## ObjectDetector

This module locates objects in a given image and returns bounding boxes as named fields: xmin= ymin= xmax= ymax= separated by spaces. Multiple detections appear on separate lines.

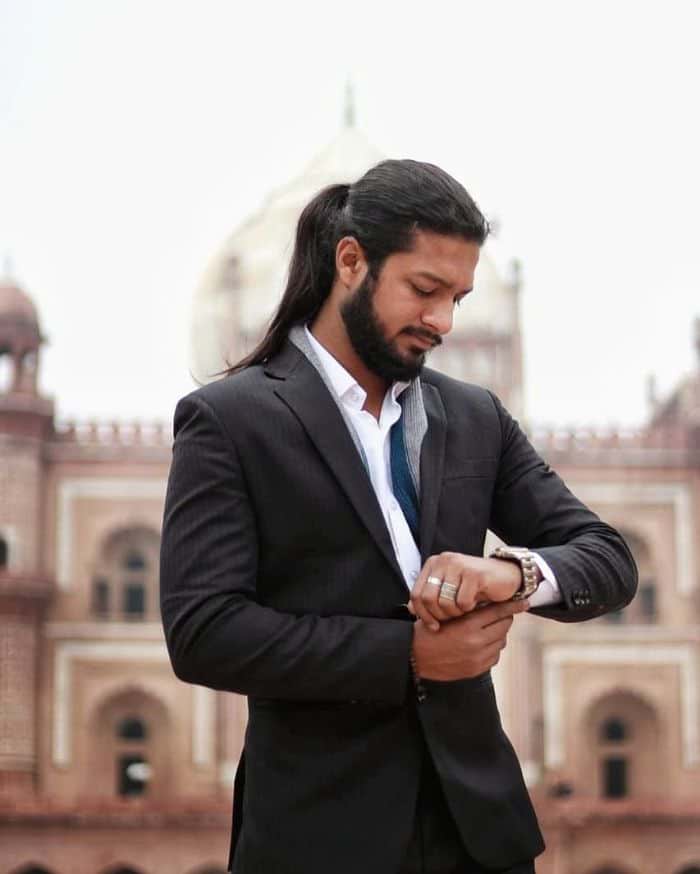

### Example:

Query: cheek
xmin=372 ymin=283 xmax=420 ymax=333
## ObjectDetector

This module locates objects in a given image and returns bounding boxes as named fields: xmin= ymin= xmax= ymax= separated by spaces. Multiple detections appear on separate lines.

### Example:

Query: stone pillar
xmin=0 ymin=581 xmax=50 ymax=796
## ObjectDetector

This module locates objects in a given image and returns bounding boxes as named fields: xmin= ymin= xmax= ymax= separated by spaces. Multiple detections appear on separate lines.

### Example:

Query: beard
xmin=339 ymin=272 xmax=442 ymax=382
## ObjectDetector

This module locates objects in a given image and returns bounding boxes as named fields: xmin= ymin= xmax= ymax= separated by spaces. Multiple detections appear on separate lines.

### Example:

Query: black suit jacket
xmin=159 ymin=340 xmax=637 ymax=874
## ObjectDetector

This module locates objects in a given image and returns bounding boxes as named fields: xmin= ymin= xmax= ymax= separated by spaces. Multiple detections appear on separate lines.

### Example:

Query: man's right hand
xmin=411 ymin=599 xmax=529 ymax=682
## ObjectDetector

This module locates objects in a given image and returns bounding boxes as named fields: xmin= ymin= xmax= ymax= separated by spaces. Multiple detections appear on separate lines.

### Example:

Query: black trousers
xmin=397 ymin=735 xmax=536 ymax=874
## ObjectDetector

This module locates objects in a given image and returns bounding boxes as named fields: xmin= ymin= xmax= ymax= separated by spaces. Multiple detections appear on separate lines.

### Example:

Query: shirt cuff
xmin=528 ymin=553 xmax=562 ymax=608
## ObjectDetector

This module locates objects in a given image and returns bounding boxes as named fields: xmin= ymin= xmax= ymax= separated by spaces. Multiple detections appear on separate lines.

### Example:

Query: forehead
xmin=385 ymin=230 xmax=481 ymax=289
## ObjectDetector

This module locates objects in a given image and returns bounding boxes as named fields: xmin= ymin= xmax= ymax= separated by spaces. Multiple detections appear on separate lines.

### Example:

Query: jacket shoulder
xmin=177 ymin=365 xmax=269 ymax=413
xmin=421 ymin=368 xmax=502 ymax=419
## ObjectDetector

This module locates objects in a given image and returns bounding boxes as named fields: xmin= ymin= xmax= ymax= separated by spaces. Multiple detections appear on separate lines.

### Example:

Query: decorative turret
xmin=0 ymin=271 xmax=54 ymax=440
xmin=0 ymin=274 xmax=43 ymax=395
xmin=0 ymin=269 xmax=54 ymax=798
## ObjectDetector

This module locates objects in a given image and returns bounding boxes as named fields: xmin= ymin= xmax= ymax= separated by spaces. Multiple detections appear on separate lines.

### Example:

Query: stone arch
xmin=84 ymin=685 xmax=173 ymax=799
xmin=89 ymin=523 xmax=161 ymax=621
xmin=580 ymin=688 xmax=663 ymax=798
xmin=85 ymin=679 xmax=172 ymax=726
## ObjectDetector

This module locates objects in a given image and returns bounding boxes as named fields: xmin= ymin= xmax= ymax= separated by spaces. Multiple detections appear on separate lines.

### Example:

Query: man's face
xmin=340 ymin=230 xmax=481 ymax=382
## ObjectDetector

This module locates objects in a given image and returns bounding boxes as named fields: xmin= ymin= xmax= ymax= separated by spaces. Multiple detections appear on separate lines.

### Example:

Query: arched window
xmin=602 ymin=755 xmax=627 ymax=799
xmin=583 ymin=691 xmax=661 ymax=799
xmin=117 ymin=716 xmax=147 ymax=740
xmin=605 ymin=530 xmax=657 ymax=624
xmin=597 ymin=715 xmax=631 ymax=797
xmin=124 ymin=550 xmax=146 ymax=571
xmin=601 ymin=717 xmax=628 ymax=742
xmin=0 ymin=535 xmax=8 ymax=570
xmin=115 ymin=714 xmax=150 ymax=797
xmin=0 ymin=347 xmax=13 ymax=393
xmin=90 ymin=527 xmax=159 ymax=621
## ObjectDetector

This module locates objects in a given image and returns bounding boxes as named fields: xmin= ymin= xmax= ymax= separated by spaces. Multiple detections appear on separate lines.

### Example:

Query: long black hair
xmin=216 ymin=158 xmax=490 ymax=376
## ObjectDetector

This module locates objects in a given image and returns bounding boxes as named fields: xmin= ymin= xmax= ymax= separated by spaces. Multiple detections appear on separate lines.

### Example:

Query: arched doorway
xmin=85 ymin=687 xmax=172 ymax=798
xmin=580 ymin=689 xmax=662 ymax=798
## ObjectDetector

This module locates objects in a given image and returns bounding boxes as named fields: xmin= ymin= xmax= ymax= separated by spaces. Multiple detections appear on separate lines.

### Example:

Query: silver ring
xmin=426 ymin=576 xmax=443 ymax=587
xmin=439 ymin=581 xmax=459 ymax=602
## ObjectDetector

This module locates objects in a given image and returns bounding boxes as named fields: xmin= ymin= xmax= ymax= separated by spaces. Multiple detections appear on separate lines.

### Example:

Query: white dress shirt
xmin=305 ymin=327 xmax=561 ymax=607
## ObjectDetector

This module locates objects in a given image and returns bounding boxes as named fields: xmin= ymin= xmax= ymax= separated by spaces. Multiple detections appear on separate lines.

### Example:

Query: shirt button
xmin=391 ymin=500 xmax=399 ymax=511
xmin=411 ymin=571 xmax=419 ymax=580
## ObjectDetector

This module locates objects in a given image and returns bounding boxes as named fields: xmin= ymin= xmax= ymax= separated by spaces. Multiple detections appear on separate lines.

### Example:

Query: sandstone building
xmin=0 ymin=122 xmax=698 ymax=874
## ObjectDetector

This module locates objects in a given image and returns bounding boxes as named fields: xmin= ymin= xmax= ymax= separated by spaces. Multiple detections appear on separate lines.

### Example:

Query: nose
xmin=421 ymin=298 xmax=454 ymax=336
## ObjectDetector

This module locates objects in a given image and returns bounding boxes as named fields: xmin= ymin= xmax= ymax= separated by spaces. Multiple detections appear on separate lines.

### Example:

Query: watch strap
xmin=489 ymin=546 xmax=540 ymax=600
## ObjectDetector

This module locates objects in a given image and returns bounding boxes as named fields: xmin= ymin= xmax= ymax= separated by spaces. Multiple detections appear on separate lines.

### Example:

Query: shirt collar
xmin=304 ymin=325 xmax=410 ymax=411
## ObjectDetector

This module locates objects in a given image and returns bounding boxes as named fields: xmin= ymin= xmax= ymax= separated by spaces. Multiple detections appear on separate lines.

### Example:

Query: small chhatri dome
xmin=0 ymin=277 xmax=40 ymax=331
xmin=0 ymin=270 xmax=46 ymax=400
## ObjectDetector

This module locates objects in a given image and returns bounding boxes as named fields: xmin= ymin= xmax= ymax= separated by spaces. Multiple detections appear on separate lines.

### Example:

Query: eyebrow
xmin=414 ymin=270 xmax=473 ymax=295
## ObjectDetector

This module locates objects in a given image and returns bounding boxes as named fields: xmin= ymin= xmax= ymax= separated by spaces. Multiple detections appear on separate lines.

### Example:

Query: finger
xmin=410 ymin=558 xmax=443 ymax=631
xmin=480 ymin=615 xmax=514 ymax=648
xmin=420 ymin=560 xmax=461 ymax=624
xmin=454 ymin=566 xmax=480 ymax=614
xmin=429 ymin=553 xmax=469 ymax=619
xmin=483 ymin=637 xmax=509 ymax=669
xmin=434 ymin=567 xmax=465 ymax=620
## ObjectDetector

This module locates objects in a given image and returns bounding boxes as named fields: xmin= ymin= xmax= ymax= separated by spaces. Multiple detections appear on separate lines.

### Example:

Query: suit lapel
xmin=268 ymin=344 xmax=407 ymax=591
xmin=418 ymin=381 xmax=447 ymax=561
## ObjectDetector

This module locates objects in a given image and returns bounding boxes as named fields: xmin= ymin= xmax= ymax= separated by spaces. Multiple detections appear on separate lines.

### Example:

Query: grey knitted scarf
xmin=288 ymin=324 xmax=428 ymax=496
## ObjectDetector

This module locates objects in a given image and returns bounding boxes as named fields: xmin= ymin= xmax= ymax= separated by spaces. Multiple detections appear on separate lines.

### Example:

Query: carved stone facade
xmin=0 ymin=130 xmax=698 ymax=873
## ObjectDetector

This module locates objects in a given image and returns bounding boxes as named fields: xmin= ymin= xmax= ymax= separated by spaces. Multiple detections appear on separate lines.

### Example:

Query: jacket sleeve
xmin=159 ymin=392 xmax=414 ymax=702
xmin=486 ymin=391 xmax=638 ymax=622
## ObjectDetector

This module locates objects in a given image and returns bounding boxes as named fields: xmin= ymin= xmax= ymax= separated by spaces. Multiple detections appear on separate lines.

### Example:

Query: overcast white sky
xmin=1 ymin=0 xmax=698 ymax=428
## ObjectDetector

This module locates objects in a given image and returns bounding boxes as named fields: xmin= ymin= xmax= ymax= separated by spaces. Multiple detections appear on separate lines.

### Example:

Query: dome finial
xmin=344 ymin=80 xmax=356 ymax=129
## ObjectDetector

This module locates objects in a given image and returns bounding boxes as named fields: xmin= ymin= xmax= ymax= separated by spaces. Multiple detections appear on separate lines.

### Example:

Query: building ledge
xmin=0 ymin=797 xmax=231 ymax=829
xmin=536 ymin=796 xmax=700 ymax=826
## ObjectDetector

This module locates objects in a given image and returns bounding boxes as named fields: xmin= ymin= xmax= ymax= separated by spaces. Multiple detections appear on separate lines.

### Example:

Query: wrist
xmin=488 ymin=547 xmax=542 ymax=601
xmin=481 ymin=557 xmax=522 ymax=601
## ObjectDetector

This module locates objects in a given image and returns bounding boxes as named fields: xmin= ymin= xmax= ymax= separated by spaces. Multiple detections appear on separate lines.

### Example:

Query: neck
xmin=309 ymin=305 xmax=389 ymax=416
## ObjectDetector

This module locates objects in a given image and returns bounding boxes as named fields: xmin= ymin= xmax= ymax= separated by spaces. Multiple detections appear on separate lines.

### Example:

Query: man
xmin=159 ymin=159 xmax=637 ymax=874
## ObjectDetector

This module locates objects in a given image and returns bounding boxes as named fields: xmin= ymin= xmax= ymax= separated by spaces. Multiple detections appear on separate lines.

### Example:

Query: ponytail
xmin=215 ymin=183 xmax=350 ymax=376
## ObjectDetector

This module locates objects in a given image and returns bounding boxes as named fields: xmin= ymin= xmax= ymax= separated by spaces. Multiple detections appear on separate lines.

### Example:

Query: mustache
xmin=400 ymin=327 xmax=443 ymax=347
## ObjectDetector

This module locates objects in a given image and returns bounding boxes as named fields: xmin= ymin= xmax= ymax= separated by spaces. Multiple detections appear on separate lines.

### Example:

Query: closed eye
xmin=410 ymin=282 xmax=433 ymax=298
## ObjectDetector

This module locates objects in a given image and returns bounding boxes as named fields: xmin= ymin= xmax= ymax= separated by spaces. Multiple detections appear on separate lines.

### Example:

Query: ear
xmin=335 ymin=236 xmax=368 ymax=289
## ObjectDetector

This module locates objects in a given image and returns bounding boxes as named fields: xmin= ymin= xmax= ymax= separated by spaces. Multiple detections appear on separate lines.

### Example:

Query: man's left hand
xmin=407 ymin=552 xmax=526 ymax=631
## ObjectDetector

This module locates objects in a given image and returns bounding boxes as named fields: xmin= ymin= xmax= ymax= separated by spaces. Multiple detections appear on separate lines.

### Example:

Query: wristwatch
xmin=489 ymin=546 xmax=540 ymax=601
